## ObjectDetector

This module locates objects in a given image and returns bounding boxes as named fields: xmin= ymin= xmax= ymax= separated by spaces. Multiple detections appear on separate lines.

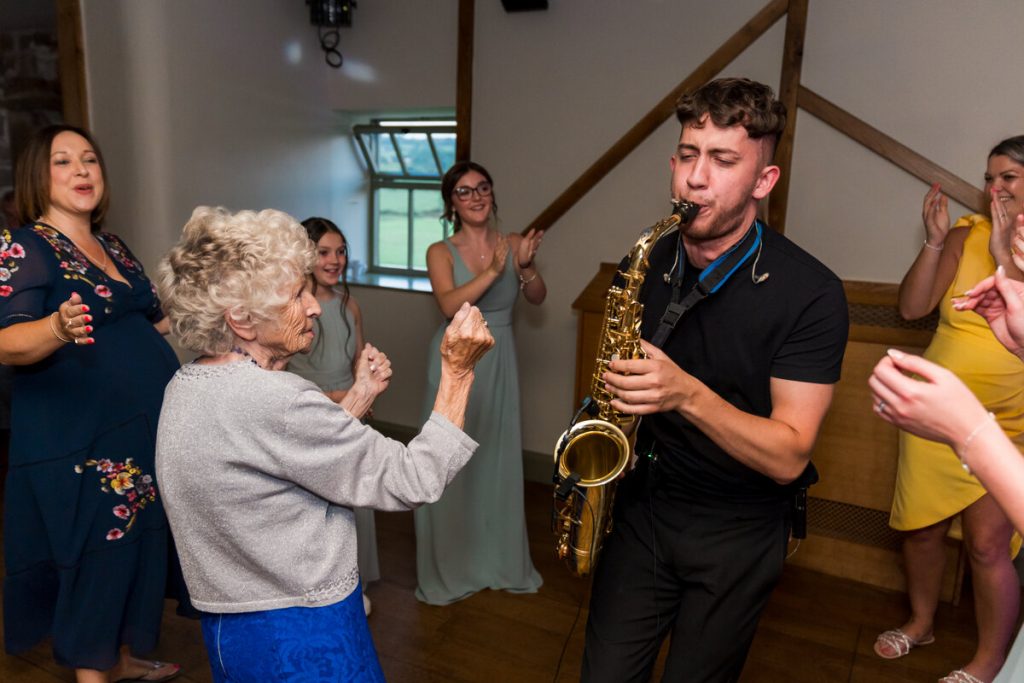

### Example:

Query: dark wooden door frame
xmin=56 ymin=0 xmax=88 ymax=129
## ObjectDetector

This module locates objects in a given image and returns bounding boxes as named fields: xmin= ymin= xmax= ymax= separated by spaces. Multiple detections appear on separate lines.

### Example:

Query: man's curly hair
xmin=675 ymin=78 xmax=787 ymax=161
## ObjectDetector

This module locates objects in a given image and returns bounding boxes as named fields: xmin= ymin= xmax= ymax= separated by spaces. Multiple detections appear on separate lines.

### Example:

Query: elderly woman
xmin=154 ymin=206 xmax=493 ymax=682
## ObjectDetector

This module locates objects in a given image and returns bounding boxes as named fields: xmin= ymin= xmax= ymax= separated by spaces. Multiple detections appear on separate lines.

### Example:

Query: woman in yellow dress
xmin=874 ymin=136 xmax=1024 ymax=683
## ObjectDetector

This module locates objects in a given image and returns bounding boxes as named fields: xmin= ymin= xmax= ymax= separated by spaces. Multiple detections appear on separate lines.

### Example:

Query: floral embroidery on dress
xmin=34 ymin=224 xmax=116 ymax=307
xmin=0 ymin=229 xmax=25 ymax=297
xmin=99 ymin=234 xmax=143 ymax=273
xmin=74 ymin=457 xmax=158 ymax=541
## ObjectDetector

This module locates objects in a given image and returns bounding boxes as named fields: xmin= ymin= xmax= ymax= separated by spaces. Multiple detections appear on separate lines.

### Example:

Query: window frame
xmin=353 ymin=119 xmax=456 ymax=276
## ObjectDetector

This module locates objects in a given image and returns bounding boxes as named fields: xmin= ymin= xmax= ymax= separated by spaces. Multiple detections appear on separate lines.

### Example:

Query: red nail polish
xmin=87 ymin=338 xmax=95 ymax=345
xmin=81 ymin=305 xmax=90 ymax=313
xmin=84 ymin=315 xmax=92 ymax=323
xmin=85 ymin=326 xmax=93 ymax=333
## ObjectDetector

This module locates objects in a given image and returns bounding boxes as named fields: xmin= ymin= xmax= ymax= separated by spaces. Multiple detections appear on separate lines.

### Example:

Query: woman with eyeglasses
xmin=414 ymin=160 xmax=546 ymax=604
xmin=286 ymin=217 xmax=379 ymax=616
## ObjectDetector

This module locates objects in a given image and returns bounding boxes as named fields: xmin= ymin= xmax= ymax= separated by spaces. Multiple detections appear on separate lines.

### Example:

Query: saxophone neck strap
xmin=651 ymin=221 xmax=763 ymax=349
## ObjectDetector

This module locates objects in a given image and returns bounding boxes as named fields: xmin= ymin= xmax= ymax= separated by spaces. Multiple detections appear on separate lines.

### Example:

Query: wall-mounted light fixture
xmin=306 ymin=0 xmax=356 ymax=68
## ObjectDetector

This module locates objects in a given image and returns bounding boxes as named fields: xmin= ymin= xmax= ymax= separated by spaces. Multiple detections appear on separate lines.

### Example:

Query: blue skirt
xmin=200 ymin=584 xmax=384 ymax=682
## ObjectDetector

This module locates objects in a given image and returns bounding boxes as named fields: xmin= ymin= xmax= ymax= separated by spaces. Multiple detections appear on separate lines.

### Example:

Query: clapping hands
xmin=922 ymin=183 xmax=950 ymax=249
xmin=517 ymin=228 xmax=544 ymax=269
xmin=489 ymin=234 xmax=510 ymax=276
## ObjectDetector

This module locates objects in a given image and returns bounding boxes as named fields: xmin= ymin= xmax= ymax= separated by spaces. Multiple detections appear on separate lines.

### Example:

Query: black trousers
xmin=581 ymin=472 xmax=790 ymax=683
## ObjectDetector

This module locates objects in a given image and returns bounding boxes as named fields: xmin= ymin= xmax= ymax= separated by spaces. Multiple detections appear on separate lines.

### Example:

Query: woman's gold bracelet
xmin=49 ymin=311 xmax=72 ymax=343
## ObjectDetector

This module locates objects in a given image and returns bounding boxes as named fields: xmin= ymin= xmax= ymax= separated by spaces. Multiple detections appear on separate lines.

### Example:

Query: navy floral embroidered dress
xmin=0 ymin=223 xmax=180 ymax=670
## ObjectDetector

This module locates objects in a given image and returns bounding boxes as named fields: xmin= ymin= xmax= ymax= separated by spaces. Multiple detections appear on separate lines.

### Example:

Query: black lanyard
xmin=650 ymin=221 xmax=764 ymax=348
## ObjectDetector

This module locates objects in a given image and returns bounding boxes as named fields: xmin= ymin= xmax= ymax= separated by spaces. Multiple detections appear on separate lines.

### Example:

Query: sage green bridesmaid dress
xmin=414 ymin=239 xmax=542 ymax=605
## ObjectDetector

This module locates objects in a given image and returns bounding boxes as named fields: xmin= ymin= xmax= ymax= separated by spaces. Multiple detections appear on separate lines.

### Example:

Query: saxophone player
xmin=580 ymin=78 xmax=849 ymax=682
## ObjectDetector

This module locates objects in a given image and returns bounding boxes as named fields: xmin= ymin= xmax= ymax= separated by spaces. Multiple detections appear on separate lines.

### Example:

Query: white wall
xmin=789 ymin=0 xmax=1023 ymax=281
xmin=81 ymin=0 xmax=355 ymax=270
xmin=78 ymin=0 xmax=1024 ymax=461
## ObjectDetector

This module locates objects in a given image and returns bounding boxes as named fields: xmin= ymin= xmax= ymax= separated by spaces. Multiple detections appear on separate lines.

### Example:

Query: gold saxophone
xmin=552 ymin=199 xmax=699 ymax=577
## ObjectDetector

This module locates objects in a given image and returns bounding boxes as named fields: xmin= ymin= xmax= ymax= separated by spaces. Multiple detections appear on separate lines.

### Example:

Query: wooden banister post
xmin=767 ymin=0 xmax=808 ymax=235
xmin=456 ymin=0 xmax=475 ymax=163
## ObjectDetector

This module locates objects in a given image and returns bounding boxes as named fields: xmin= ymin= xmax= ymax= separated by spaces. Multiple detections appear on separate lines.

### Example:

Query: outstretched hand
xmin=868 ymin=348 xmax=988 ymax=447
xmin=56 ymin=292 xmax=94 ymax=345
xmin=953 ymin=266 xmax=1024 ymax=358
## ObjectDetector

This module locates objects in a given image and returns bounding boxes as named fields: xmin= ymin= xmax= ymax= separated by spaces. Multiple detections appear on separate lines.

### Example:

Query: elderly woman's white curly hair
xmin=157 ymin=206 xmax=316 ymax=355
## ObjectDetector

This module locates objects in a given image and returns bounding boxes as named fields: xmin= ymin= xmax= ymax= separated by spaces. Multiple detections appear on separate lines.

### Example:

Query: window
xmin=353 ymin=119 xmax=456 ymax=274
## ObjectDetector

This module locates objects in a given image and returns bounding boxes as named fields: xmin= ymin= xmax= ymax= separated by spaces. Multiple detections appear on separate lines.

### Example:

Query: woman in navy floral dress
xmin=0 ymin=125 xmax=182 ymax=682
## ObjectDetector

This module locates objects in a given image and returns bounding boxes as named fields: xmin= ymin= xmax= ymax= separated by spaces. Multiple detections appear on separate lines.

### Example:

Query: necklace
xmin=467 ymin=232 xmax=492 ymax=261
xmin=230 ymin=346 xmax=264 ymax=368
xmin=91 ymin=235 xmax=110 ymax=273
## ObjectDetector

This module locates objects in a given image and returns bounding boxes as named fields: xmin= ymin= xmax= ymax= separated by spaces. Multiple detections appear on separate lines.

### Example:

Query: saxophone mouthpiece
xmin=671 ymin=198 xmax=701 ymax=224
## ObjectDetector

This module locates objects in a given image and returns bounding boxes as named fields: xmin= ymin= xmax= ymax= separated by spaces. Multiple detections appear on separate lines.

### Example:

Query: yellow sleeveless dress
xmin=891 ymin=215 xmax=1024 ymax=538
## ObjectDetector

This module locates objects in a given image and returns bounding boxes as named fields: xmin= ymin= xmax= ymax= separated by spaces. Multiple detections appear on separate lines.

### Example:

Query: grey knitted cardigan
xmin=155 ymin=360 xmax=477 ymax=613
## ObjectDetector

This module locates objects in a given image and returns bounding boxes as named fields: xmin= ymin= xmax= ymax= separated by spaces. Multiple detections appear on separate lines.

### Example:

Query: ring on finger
xmin=875 ymin=399 xmax=887 ymax=413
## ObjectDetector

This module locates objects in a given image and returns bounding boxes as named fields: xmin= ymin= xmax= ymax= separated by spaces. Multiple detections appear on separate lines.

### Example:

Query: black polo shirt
xmin=624 ymin=222 xmax=849 ymax=505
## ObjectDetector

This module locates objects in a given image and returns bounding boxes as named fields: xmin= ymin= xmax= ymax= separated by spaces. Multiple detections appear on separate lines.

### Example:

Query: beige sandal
xmin=938 ymin=669 xmax=985 ymax=683
xmin=873 ymin=628 xmax=935 ymax=659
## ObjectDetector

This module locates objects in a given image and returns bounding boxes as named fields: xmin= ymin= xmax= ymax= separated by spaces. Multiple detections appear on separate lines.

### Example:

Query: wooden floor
xmin=1 ymin=481 xmax=1015 ymax=682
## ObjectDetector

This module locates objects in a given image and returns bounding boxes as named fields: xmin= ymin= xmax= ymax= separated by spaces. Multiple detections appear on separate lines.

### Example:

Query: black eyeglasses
xmin=452 ymin=182 xmax=493 ymax=201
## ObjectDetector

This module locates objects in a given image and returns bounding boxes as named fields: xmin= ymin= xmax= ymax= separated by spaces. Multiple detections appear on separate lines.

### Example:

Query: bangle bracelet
xmin=518 ymin=272 xmax=537 ymax=290
xmin=959 ymin=411 xmax=996 ymax=475
xmin=49 ymin=312 xmax=71 ymax=343
xmin=923 ymin=240 xmax=944 ymax=252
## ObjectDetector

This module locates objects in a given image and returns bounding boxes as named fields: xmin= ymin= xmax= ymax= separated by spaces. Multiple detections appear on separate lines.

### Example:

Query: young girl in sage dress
xmin=287 ymin=217 xmax=379 ymax=615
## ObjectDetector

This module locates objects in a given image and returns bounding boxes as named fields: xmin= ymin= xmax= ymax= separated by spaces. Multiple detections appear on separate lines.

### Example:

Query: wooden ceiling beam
xmin=798 ymin=85 xmax=985 ymax=213
xmin=523 ymin=0 xmax=788 ymax=234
